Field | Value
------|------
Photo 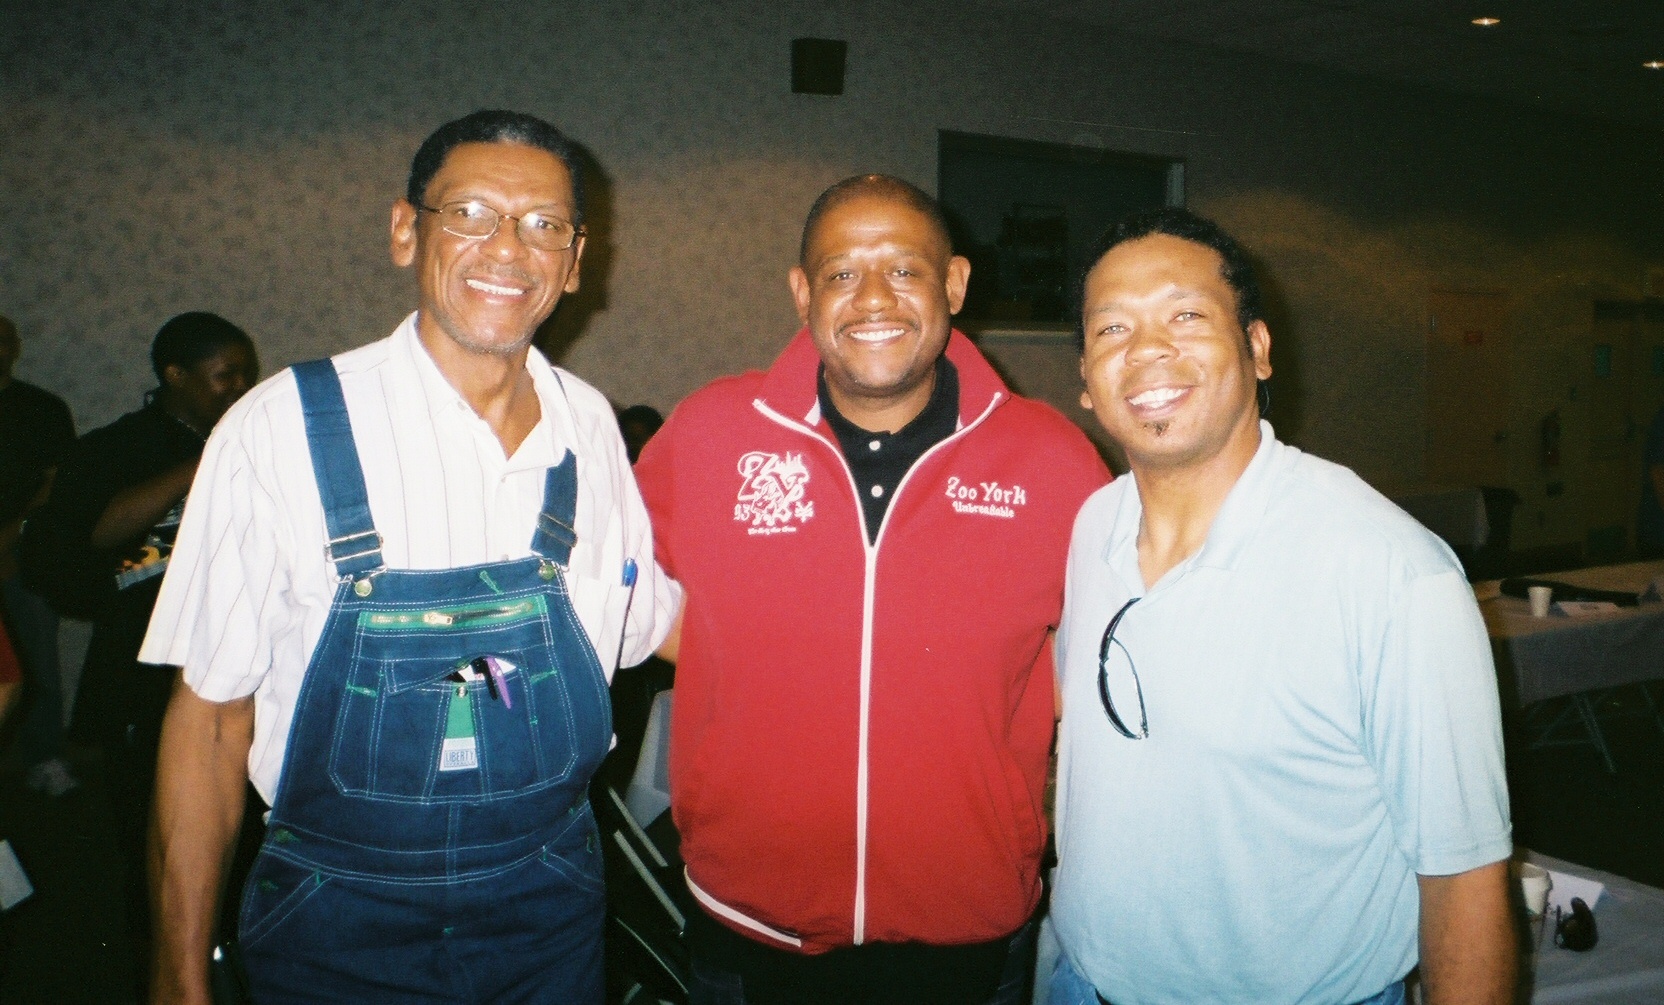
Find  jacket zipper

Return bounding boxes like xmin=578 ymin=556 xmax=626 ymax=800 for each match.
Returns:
xmin=752 ymin=391 xmax=1004 ymax=944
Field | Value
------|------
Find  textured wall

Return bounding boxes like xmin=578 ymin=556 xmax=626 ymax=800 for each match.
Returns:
xmin=4 ymin=0 xmax=1662 ymax=548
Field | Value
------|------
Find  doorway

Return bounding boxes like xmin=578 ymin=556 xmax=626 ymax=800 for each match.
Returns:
xmin=1426 ymin=290 xmax=1511 ymax=488
xmin=1587 ymin=302 xmax=1664 ymax=557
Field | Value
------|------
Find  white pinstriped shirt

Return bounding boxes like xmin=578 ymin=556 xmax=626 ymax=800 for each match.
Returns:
xmin=140 ymin=314 xmax=680 ymax=801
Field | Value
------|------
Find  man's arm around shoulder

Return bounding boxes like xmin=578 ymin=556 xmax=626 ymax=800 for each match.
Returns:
xmin=149 ymin=671 xmax=254 ymax=1005
xmin=1417 ymin=859 xmax=1516 ymax=1005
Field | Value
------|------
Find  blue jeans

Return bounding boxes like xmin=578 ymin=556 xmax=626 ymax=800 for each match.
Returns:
xmin=689 ymin=917 xmax=1037 ymax=1005
xmin=1047 ymin=951 xmax=1405 ymax=1005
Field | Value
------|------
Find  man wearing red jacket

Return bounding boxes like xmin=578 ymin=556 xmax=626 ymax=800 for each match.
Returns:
xmin=635 ymin=175 xmax=1109 ymax=1004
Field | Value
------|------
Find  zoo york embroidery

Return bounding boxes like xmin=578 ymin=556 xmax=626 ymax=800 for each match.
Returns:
xmin=943 ymin=475 xmax=1026 ymax=519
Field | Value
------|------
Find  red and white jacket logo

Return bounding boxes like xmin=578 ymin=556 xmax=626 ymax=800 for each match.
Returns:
xmin=944 ymin=475 xmax=1027 ymax=519
xmin=734 ymin=451 xmax=814 ymax=534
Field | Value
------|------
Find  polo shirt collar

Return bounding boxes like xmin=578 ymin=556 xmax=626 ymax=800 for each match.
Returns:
xmin=1192 ymin=421 xmax=1284 ymax=571
xmin=1102 ymin=421 xmax=1285 ymax=592
xmin=394 ymin=311 xmax=573 ymax=472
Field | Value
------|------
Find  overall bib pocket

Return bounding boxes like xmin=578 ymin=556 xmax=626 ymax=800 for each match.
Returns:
xmin=327 ymin=596 xmax=588 ymax=801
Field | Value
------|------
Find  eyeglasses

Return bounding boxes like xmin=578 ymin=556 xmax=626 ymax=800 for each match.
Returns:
xmin=417 ymin=200 xmax=585 ymax=252
xmin=1097 ymin=597 xmax=1147 ymax=739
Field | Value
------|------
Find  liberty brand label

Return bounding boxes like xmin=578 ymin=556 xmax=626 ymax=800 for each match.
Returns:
xmin=439 ymin=688 xmax=479 ymax=771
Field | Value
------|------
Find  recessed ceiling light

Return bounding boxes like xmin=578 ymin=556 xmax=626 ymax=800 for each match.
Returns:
xmin=1472 ymin=17 xmax=1500 ymax=26
xmin=1645 ymin=60 xmax=1664 ymax=70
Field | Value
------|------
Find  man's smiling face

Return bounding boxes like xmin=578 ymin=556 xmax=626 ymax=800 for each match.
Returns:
xmin=390 ymin=141 xmax=584 ymax=359
xmin=1078 ymin=233 xmax=1270 ymax=476
xmin=789 ymin=192 xmax=969 ymax=431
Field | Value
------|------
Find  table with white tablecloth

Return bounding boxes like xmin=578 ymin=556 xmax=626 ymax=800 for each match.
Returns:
xmin=1525 ymin=850 xmax=1664 ymax=1004
xmin=1478 ymin=561 xmax=1664 ymax=706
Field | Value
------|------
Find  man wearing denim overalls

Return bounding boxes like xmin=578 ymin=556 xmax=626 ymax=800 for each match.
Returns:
xmin=141 ymin=110 xmax=680 ymax=1004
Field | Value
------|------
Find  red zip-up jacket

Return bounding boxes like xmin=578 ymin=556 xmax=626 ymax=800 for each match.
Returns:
xmin=635 ymin=328 xmax=1109 ymax=954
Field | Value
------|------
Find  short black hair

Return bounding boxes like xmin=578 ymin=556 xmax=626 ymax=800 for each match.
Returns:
xmin=799 ymin=174 xmax=951 ymax=265
xmin=617 ymin=403 xmax=664 ymax=431
xmin=1072 ymin=206 xmax=1264 ymax=353
xmin=406 ymin=110 xmax=585 ymax=226
xmin=151 ymin=312 xmax=253 ymax=381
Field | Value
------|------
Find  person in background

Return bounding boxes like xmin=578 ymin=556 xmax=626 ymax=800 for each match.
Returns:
xmin=1049 ymin=208 xmax=1513 ymax=1005
xmin=0 ymin=314 xmax=79 ymax=797
xmin=142 ymin=110 xmax=677 ymax=1005
xmin=0 ymin=620 xmax=22 ymax=731
xmin=617 ymin=403 xmax=664 ymax=464
xmin=635 ymin=175 xmax=1108 ymax=1005
xmin=599 ymin=401 xmax=672 ymax=797
xmin=20 ymin=311 xmax=257 ymax=961
xmin=1637 ymin=404 xmax=1664 ymax=560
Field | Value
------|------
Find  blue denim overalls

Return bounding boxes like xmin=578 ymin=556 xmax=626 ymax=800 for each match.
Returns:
xmin=237 ymin=360 xmax=611 ymax=1003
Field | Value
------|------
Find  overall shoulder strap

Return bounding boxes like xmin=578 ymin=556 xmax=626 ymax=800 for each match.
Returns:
xmin=530 ymin=450 xmax=577 ymax=565
xmin=290 ymin=360 xmax=385 ymax=579
xmin=529 ymin=366 xmax=579 ymax=565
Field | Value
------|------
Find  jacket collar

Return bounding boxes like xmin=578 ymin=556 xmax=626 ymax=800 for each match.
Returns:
xmin=756 ymin=326 xmax=1008 ymax=429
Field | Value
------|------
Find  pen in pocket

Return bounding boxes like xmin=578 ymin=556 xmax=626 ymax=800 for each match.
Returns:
xmin=613 ymin=558 xmax=639 ymax=672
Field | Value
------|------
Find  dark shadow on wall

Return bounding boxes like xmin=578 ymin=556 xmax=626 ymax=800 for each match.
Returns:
xmin=535 ymin=143 xmax=612 ymax=366
xmin=1253 ymin=253 xmax=1305 ymax=444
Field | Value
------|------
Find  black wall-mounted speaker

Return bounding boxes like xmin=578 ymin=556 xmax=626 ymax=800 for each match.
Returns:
xmin=792 ymin=38 xmax=847 ymax=95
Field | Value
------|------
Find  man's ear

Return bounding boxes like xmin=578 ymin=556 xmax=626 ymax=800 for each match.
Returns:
xmin=161 ymin=363 xmax=187 ymax=390
xmin=1247 ymin=319 xmax=1273 ymax=380
xmin=390 ymin=199 xmax=418 ymax=268
xmin=562 ymin=234 xmax=586 ymax=294
xmin=945 ymin=255 xmax=971 ymax=315
xmin=788 ymin=266 xmax=812 ymax=325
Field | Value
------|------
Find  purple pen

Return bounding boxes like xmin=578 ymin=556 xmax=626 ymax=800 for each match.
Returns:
xmin=475 ymin=656 xmax=511 ymax=709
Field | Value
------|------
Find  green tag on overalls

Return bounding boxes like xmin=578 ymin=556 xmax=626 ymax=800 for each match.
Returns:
xmin=439 ymin=686 xmax=478 ymax=771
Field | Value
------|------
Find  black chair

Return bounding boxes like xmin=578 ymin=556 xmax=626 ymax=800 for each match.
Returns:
xmin=594 ymin=660 xmax=688 ymax=1004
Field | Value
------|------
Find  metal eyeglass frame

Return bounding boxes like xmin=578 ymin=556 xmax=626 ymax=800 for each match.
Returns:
xmin=417 ymin=200 xmax=585 ymax=251
xmin=1097 ymin=597 xmax=1148 ymax=739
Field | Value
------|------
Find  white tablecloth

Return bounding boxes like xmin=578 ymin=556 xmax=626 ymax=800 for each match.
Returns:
xmin=1477 ymin=562 xmax=1664 ymax=704
xmin=1527 ymin=849 xmax=1664 ymax=1003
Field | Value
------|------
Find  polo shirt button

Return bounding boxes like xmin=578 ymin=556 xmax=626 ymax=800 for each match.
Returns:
xmin=868 ymin=440 xmax=881 ymax=452
xmin=870 ymin=484 xmax=884 ymax=498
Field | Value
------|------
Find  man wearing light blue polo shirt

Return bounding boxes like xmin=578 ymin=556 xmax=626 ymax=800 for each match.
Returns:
xmin=1050 ymin=208 xmax=1514 ymax=1005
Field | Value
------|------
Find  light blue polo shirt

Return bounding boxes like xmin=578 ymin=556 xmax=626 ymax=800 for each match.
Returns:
xmin=1052 ymin=424 xmax=1511 ymax=1005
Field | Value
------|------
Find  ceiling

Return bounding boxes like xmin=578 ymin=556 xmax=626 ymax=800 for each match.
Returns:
xmin=974 ymin=0 xmax=1664 ymax=130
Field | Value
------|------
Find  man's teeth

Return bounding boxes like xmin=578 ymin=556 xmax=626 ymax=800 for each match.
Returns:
xmin=1129 ymin=387 xmax=1184 ymax=407
xmin=465 ymin=278 xmax=525 ymax=296
xmin=848 ymin=328 xmax=905 ymax=343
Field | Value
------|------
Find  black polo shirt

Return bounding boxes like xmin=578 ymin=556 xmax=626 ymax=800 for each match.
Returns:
xmin=818 ymin=357 xmax=960 ymax=543
xmin=0 ymin=378 xmax=76 ymax=524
